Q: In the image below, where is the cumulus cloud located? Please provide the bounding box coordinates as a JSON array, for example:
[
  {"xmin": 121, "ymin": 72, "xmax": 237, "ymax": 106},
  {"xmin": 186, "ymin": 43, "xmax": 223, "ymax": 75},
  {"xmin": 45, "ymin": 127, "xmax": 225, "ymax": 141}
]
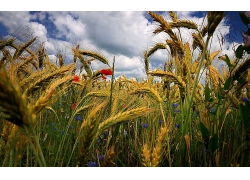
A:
[
  {"xmin": 0, "ymin": 11, "xmax": 237, "ymax": 79},
  {"xmin": 0, "ymin": 11, "xmax": 31, "ymax": 32},
  {"xmin": 29, "ymin": 22, "xmax": 48, "ymax": 42},
  {"xmin": 48, "ymin": 12, "xmax": 86, "ymax": 41}
]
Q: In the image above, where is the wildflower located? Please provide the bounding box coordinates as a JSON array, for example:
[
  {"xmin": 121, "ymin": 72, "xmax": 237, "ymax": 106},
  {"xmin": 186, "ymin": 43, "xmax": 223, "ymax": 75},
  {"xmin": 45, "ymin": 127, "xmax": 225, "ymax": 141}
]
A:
[
  {"xmin": 72, "ymin": 75, "xmax": 80, "ymax": 82},
  {"xmin": 88, "ymin": 161, "xmax": 98, "ymax": 167},
  {"xmin": 195, "ymin": 110, "xmax": 200, "ymax": 118},
  {"xmin": 70, "ymin": 102, "xmax": 77, "ymax": 109},
  {"xmin": 97, "ymin": 139, "xmax": 102, "ymax": 143},
  {"xmin": 174, "ymin": 109, "xmax": 181, "ymax": 113},
  {"xmin": 243, "ymin": 34, "xmax": 250, "ymax": 47},
  {"xmin": 175, "ymin": 124, "xmax": 180, "ymax": 129},
  {"xmin": 98, "ymin": 155, "xmax": 105, "ymax": 161},
  {"xmin": 69, "ymin": 125, "xmax": 74, "ymax": 129},
  {"xmin": 209, "ymin": 107, "xmax": 216, "ymax": 113},
  {"xmin": 101, "ymin": 75, "xmax": 107, "ymax": 80},
  {"xmin": 53, "ymin": 127, "xmax": 57, "ymax": 131},
  {"xmin": 103, "ymin": 131, "xmax": 108, "ymax": 136},
  {"xmin": 242, "ymin": 97, "xmax": 248, "ymax": 102},
  {"xmin": 100, "ymin": 69, "xmax": 112, "ymax": 75},
  {"xmin": 62, "ymin": 131, "xmax": 65, "ymax": 135},
  {"xmin": 65, "ymin": 114, "xmax": 69, "ymax": 119},
  {"xmin": 74, "ymin": 115, "xmax": 81, "ymax": 121},
  {"xmin": 159, "ymin": 120, "xmax": 163, "ymax": 125},
  {"xmin": 172, "ymin": 103, "xmax": 178, "ymax": 109},
  {"xmin": 124, "ymin": 130, "xmax": 128, "ymax": 136},
  {"xmin": 142, "ymin": 123, "xmax": 149, "ymax": 128}
]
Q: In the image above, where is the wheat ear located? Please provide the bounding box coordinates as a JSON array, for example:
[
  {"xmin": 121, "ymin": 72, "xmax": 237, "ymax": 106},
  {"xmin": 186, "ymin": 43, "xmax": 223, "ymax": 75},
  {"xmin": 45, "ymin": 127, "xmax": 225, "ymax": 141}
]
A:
[
  {"xmin": 0, "ymin": 67, "xmax": 36, "ymax": 127},
  {"xmin": 151, "ymin": 127, "xmax": 168, "ymax": 167},
  {"xmin": 78, "ymin": 50, "xmax": 110, "ymax": 66},
  {"xmin": 34, "ymin": 76, "xmax": 72, "ymax": 114},
  {"xmin": 98, "ymin": 107, "xmax": 149, "ymax": 134}
]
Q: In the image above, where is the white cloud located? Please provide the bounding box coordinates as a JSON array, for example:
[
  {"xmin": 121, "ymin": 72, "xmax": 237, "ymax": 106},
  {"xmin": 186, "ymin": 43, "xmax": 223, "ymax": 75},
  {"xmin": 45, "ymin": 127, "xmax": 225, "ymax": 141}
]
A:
[
  {"xmin": 48, "ymin": 12, "xmax": 86, "ymax": 41},
  {"xmin": 30, "ymin": 22, "xmax": 48, "ymax": 42},
  {"xmin": 0, "ymin": 11, "xmax": 31, "ymax": 32},
  {"xmin": 0, "ymin": 11, "xmax": 237, "ymax": 79},
  {"xmin": 69, "ymin": 11, "xmax": 149, "ymax": 57}
]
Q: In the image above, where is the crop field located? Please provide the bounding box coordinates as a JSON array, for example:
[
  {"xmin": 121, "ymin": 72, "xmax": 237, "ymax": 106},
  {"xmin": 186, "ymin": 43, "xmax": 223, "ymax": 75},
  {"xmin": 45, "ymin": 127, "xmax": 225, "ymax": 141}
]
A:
[{"xmin": 1, "ymin": 11, "xmax": 250, "ymax": 167}]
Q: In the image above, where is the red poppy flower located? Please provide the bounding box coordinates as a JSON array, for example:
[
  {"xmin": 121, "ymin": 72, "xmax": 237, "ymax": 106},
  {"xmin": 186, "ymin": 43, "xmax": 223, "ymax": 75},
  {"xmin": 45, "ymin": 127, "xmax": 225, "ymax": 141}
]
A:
[
  {"xmin": 70, "ymin": 102, "xmax": 77, "ymax": 109},
  {"xmin": 72, "ymin": 75, "xmax": 80, "ymax": 82},
  {"xmin": 101, "ymin": 75, "xmax": 107, "ymax": 80},
  {"xmin": 100, "ymin": 69, "xmax": 112, "ymax": 75}
]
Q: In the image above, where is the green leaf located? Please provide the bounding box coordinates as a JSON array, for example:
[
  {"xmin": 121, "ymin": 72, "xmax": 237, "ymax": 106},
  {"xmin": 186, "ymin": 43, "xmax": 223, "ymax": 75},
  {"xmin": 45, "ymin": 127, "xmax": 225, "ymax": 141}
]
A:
[
  {"xmin": 209, "ymin": 134, "xmax": 219, "ymax": 154},
  {"xmin": 199, "ymin": 122, "xmax": 210, "ymax": 140},
  {"xmin": 205, "ymin": 85, "xmax": 210, "ymax": 102},
  {"xmin": 236, "ymin": 45, "xmax": 244, "ymax": 59},
  {"xmin": 238, "ymin": 71, "xmax": 247, "ymax": 84},
  {"xmin": 224, "ymin": 77, "xmax": 232, "ymax": 90},
  {"xmin": 224, "ymin": 54, "xmax": 233, "ymax": 68},
  {"xmin": 240, "ymin": 102, "xmax": 250, "ymax": 130},
  {"xmin": 239, "ymin": 12, "xmax": 250, "ymax": 25}
]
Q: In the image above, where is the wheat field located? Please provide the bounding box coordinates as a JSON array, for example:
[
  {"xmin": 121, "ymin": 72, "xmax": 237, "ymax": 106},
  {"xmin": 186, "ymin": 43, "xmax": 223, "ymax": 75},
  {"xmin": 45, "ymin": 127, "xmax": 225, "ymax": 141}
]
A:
[{"xmin": 1, "ymin": 11, "xmax": 250, "ymax": 167}]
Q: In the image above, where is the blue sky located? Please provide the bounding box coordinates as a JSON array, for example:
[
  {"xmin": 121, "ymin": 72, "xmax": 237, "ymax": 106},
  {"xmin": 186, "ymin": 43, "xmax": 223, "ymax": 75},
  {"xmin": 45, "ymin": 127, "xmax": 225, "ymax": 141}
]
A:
[{"xmin": 0, "ymin": 7, "xmax": 248, "ymax": 79}]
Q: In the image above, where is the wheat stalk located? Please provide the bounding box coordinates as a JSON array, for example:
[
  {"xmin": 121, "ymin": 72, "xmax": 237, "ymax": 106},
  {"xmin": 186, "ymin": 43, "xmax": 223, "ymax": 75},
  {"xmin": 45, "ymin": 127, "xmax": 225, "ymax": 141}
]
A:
[
  {"xmin": 0, "ymin": 38, "xmax": 15, "ymax": 50},
  {"xmin": 0, "ymin": 67, "xmax": 36, "ymax": 127},
  {"xmin": 98, "ymin": 107, "xmax": 149, "ymax": 134},
  {"xmin": 33, "ymin": 76, "xmax": 72, "ymax": 114},
  {"xmin": 24, "ymin": 63, "xmax": 75, "ymax": 95},
  {"xmin": 147, "ymin": 43, "xmax": 167, "ymax": 58},
  {"xmin": 148, "ymin": 69, "xmax": 186, "ymax": 90},
  {"xmin": 141, "ymin": 144, "xmax": 151, "ymax": 167},
  {"xmin": 13, "ymin": 37, "xmax": 37, "ymax": 60},
  {"xmin": 78, "ymin": 50, "xmax": 110, "ymax": 66},
  {"xmin": 192, "ymin": 32, "xmax": 204, "ymax": 51},
  {"xmin": 170, "ymin": 20, "xmax": 198, "ymax": 30},
  {"xmin": 151, "ymin": 127, "xmax": 168, "ymax": 167},
  {"xmin": 129, "ymin": 87, "xmax": 162, "ymax": 103}
]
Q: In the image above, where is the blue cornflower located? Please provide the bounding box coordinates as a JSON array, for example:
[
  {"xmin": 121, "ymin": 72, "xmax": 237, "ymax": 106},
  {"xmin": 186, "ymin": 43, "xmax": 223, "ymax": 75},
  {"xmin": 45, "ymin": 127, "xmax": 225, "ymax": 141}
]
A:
[
  {"xmin": 195, "ymin": 110, "xmax": 200, "ymax": 118},
  {"xmin": 62, "ymin": 131, "xmax": 65, "ymax": 135},
  {"xmin": 53, "ymin": 127, "xmax": 57, "ymax": 131},
  {"xmin": 159, "ymin": 120, "xmax": 164, "ymax": 125},
  {"xmin": 74, "ymin": 115, "xmax": 81, "ymax": 121},
  {"xmin": 142, "ymin": 123, "xmax": 149, "ymax": 128},
  {"xmin": 242, "ymin": 97, "xmax": 248, "ymax": 102},
  {"xmin": 103, "ymin": 131, "xmax": 108, "ymax": 136},
  {"xmin": 97, "ymin": 139, "xmax": 102, "ymax": 143},
  {"xmin": 209, "ymin": 107, "xmax": 216, "ymax": 113},
  {"xmin": 98, "ymin": 155, "xmax": 105, "ymax": 161},
  {"xmin": 88, "ymin": 161, "xmax": 98, "ymax": 167},
  {"xmin": 175, "ymin": 124, "xmax": 180, "ymax": 129},
  {"xmin": 172, "ymin": 103, "xmax": 178, "ymax": 109},
  {"xmin": 174, "ymin": 109, "xmax": 181, "ymax": 113},
  {"xmin": 69, "ymin": 125, "xmax": 74, "ymax": 129},
  {"xmin": 124, "ymin": 130, "xmax": 128, "ymax": 136}
]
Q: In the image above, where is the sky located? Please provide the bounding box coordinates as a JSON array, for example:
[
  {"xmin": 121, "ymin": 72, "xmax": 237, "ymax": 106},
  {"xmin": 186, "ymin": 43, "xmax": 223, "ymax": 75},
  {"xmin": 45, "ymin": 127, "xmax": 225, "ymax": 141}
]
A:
[
  {"xmin": 0, "ymin": 1, "xmax": 248, "ymax": 81},
  {"xmin": 0, "ymin": 0, "xmax": 248, "ymax": 178}
]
